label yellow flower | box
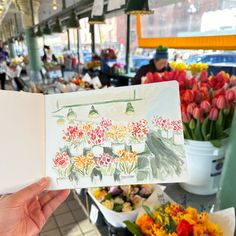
[102,200,113,210]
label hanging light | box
[67,108,77,121]
[88,105,99,118]
[36,26,43,37]
[43,23,52,35]
[52,18,63,33]
[52,0,58,10]
[125,102,135,115]
[125,0,153,15]
[88,13,105,25]
[66,11,80,29]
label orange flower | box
[136,214,155,235]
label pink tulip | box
[193,107,201,119]
[200,100,211,113]
[226,89,236,102]
[212,97,218,107]
[187,103,197,114]
[182,111,191,123]
[209,108,219,121]
[216,95,227,110]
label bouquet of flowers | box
[128,119,149,143]
[73,153,95,176]
[144,70,236,147]
[125,186,235,236]
[101,48,117,60]
[126,202,223,236]
[115,150,138,175]
[107,124,128,144]
[112,62,125,74]
[63,124,84,147]
[91,185,154,212]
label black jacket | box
[132,59,172,85]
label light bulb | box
[52,3,58,10]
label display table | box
[208,63,236,76]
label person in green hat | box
[132,45,172,85]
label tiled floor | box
[40,191,100,236]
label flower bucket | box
[112,143,125,155]
[161,130,172,139]
[173,133,183,145]
[180,139,228,195]
[92,145,104,157]
[131,142,145,153]
[70,146,83,157]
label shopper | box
[42,45,58,64]
[132,45,172,85]
[0,177,70,236]
[0,41,9,90]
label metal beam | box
[125,14,131,74]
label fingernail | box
[38,177,48,187]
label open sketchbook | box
[0,81,187,194]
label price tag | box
[90,204,99,224]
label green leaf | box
[183,123,192,139]
[194,119,203,141]
[103,193,112,201]
[142,204,155,220]
[113,203,123,212]
[123,221,144,236]
[201,117,210,141]
[210,139,222,148]
[223,128,231,136]
[168,215,176,233]
[215,110,224,138]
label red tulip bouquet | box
[144,70,236,147]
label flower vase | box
[112,143,125,155]
[92,145,104,157]
[161,130,172,139]
[173,133,183,145]
[180,139,228,195]
[70,145,83,157]
[83,142,92,150]
[102,141,112,148]
[131,142,146,153]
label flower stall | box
[143,69,236,195]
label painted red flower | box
[53,152,70,168]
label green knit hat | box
[155,45,168,60]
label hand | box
[0,177,70,236]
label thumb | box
[13,177,49,204]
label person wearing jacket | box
[132,45,172,85]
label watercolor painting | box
[45,82,187,189]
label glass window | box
[94,14,127,66]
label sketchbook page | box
[45,81,187,190]
[0,91,45,194]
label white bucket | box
[180,139,228,195]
